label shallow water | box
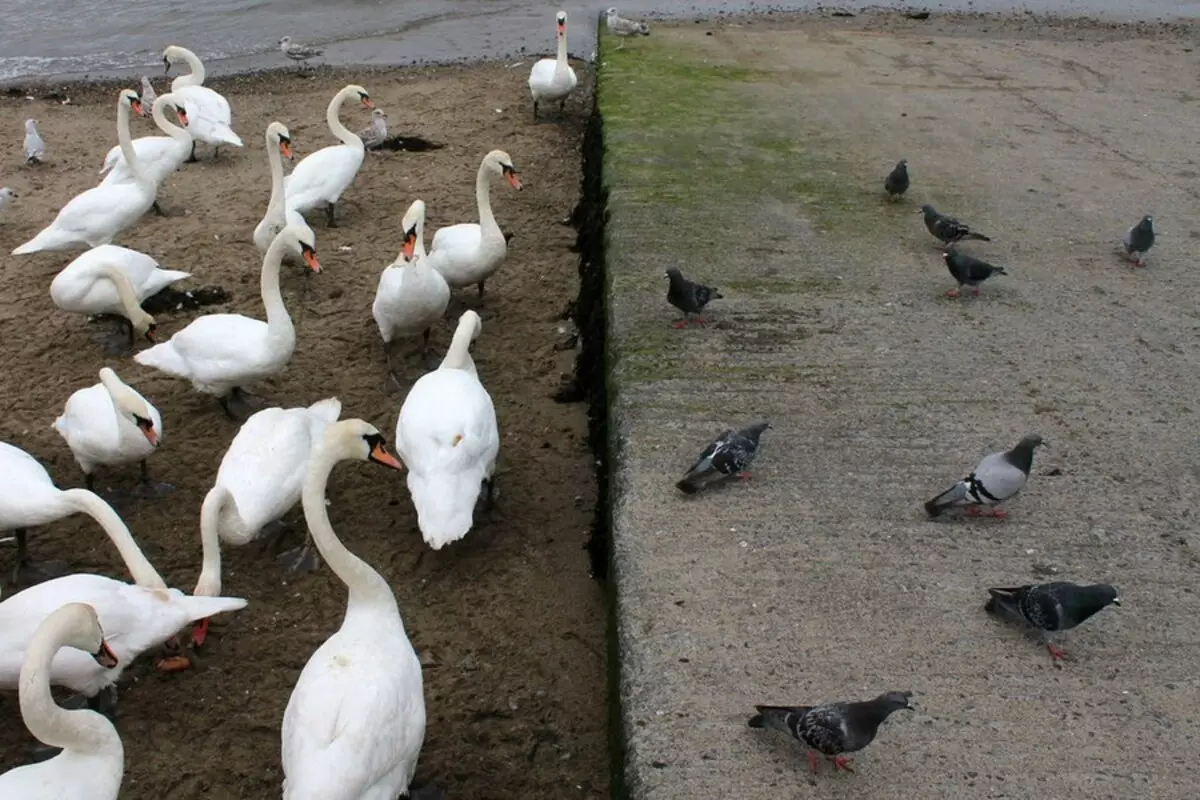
[1,0,1195,83]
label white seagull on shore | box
[0,187,16,217]
[605,7,650,47]
[279,36,324,66]
[358,108,388,149]
[139,76,157,118]
[24,119,46,165]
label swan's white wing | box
[154,314,271,374]
[53,384,122,469]
[284,145,365,212]
[175,85,242,147]
[102,136,189,185]
[0,442,70,529]
[50,246,186,315]
[429,222,481,255]
[528,57,558,92]
[15,181,153,252]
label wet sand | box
[0,62,607,798]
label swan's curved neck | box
[265,132,286,219]
[194,485,229,596]
[152,93,189,145]
[99,264,144,324]
[116,98,146,185]
[302,447,400,614]
[173,49,205,87]
[261,232,294,343]
[20,626,123,754]
[556,29,569,67]
[59,489,166,589]
[328,90,362,150]
[440,320,476,371]
[474,163,499,235]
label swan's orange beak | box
[176,109,189,126]
[505,170,523,191]
[131,99,144,116]
[136,418,159,447]
[370,442,404,470]
[279,139,294,159]
[361,96,375,110]
[402,228,417,260]
[93,640,119,669]
[557,22,566,34]
[303,247,321,273]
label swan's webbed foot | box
[137,460,176,498]
[383,340,404,393]
[99,318,136,355]
[220,387,263,420]
[532,100,539,121]
[256,518,295,556]
[325,202,338,228]
[482,477,498,511]
[185,140,198,163]
[277,538,322,572]
[12,531,70,588]
[476,279,487,301]
[152,200,166,217]
[89,684,119,718]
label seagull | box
[23,119,46,165]
[279,36,324,66]
[358,109,388,150]
[139,76,158,118]
[605,8,650,49]
[0,187,17,217]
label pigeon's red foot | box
[990,509,1008,519]
[945,289,961,298]
[830,755,855,773]
[672,320,688,329]
[1047,642,1069,663]
[973,287,982,296]
[807,751,821,774]
[192,617,211,648]
[737,472,752,481]
[695,317,708,328]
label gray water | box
[1,0,1196,84]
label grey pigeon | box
[942,248,1007,298]
[985,581,1120,664]
[925,433,1044,519]
[139,76,158,118]
[605,7,650,48]
[748,691,914,774]
[0,187,17,217]
[23,119,46,165]
[1122,214,1155,267]
[884,159,909,200]
[279,36,324,65]
[920,204,990,245]
[665,267,722,327]
[676,422,769,494]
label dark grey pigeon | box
[665,267,722,328]
[942,249,1007,298]
[884,159,909,200]
[985,581,1120,663]
[748,691,914,774]
[925,433,1044,519]
[920,204,991,245]
[676,422,769,494]
[1122,214,1155,267]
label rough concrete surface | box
[600,12,1200,800]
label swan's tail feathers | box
[134,341,190,378]
[214,126,244,147]
[408,470,484,550]
[179,594,248,622]
[924,480,969,517]
[307,397,342,424]
[12,226,66,255]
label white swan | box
[50,245,186,347]
[281,419,426,800]
[395,310,500,549]
[99,91,191,188]
[254,122,316,264]
[373,199,450,374]
[134,225,319,417]
[528,10,578,119]
[283,84,374,227]
[12,90,156,255]
[163,45,243,158]
[425,150,522,300]
[53,367,166,495]
[0,603,124,800]
[196,397,342,577]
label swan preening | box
[528,10,578,119]
[284,84,375,227]
[163,45,243,159]
[281,419,426,800]
[134,225,319,418]
[0,603,124,799]
[396,310,500,550]
[425,149,522,301]
[12,90,155,254]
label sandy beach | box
[0,62,607,798]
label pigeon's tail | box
[984,587,1022,618]
[964,232,991,242]
[676,465,720,495]
[924,481,969,517]
[748,706,795,734]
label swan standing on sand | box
[373,199,450,377]
[0,603,123,799]
[50,245,186,349]
[12,90,155,254]
[99,91,191,196]
[53,367,169,497]
[197,397,342,576]
[284,83,375,227]
[254,122,316,264]
[528,10,578,120]
[425,150,522,301]
[396,310,500,550]
[135,225,320,419]
[281,419,428,800]
[24,118,46,164]
[163,45,244,160]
